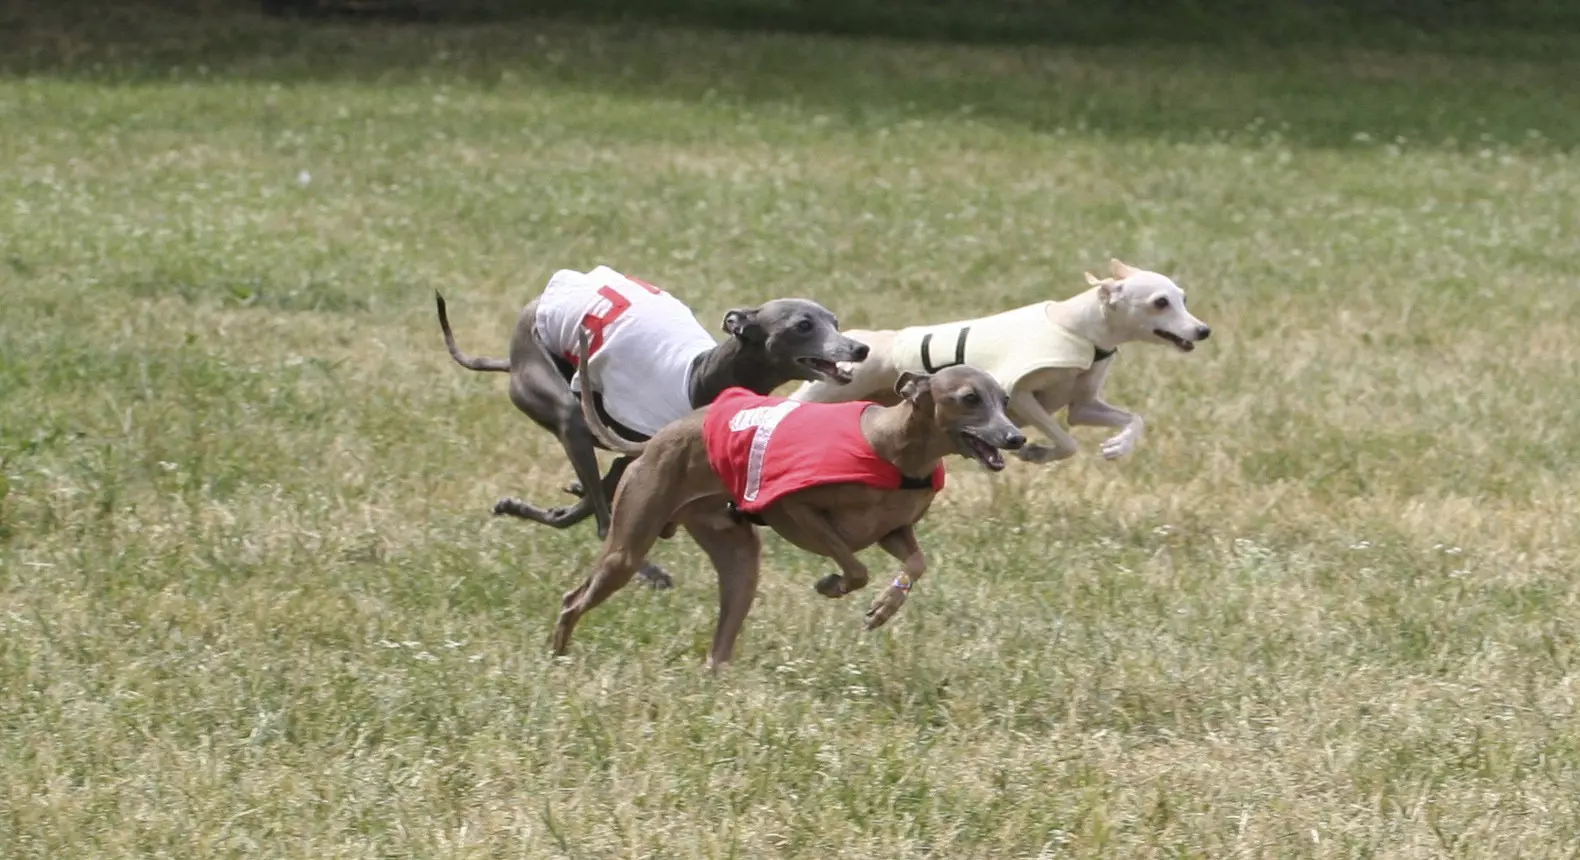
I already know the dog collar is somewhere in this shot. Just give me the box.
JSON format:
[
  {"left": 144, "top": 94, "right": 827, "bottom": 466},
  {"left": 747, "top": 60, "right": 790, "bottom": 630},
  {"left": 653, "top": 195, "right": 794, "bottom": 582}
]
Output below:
[
  {"left": 897, "top": 473, "right": 935, "bottom": 490},
  {"left": 1093, "top": 346, "right": 1117, "bottom": 363}
]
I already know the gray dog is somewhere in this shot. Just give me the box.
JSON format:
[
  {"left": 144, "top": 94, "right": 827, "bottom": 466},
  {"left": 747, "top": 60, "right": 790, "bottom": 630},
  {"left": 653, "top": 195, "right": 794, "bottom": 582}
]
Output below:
[{"left": 436, "top": 265, "right": 868, "bottom": 587}]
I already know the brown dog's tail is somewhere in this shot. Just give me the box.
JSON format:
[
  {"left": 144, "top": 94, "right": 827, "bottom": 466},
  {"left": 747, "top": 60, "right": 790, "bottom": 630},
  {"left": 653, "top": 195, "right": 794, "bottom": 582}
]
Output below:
[
  {"left": 435, "top": 291, "right": 510, "bottom": 372},
  {"left": 575, "top": 328, "right": 648, "bottom": 457}
]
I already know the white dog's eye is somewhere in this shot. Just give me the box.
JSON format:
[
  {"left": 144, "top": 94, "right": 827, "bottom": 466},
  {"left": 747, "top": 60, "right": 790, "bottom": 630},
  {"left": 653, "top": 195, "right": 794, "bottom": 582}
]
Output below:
[{"left": 1152, "top": 297, "right": 1171, "bottom": 310}]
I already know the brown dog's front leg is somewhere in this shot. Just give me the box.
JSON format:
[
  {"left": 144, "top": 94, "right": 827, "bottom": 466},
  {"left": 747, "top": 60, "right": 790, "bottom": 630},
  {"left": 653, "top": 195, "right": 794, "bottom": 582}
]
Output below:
[
  {"left": 864, "top": 525, "right": 926, "bottom": 631},
  {"left": 769, "top": 503, "right": 869, "bottom": 598}
]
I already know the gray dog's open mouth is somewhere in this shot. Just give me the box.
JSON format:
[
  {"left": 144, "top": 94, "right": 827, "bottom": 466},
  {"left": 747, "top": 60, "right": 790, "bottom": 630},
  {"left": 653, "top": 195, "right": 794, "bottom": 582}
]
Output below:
[
  {"left": 1154, "top": 329, "right": 1196, "bottom": 352},
  {"left": 958, "top": 432, "right": 1006, "bottom": 472},
  {"left": 798, "top": 357, "right": 854, "bottom": 384}
]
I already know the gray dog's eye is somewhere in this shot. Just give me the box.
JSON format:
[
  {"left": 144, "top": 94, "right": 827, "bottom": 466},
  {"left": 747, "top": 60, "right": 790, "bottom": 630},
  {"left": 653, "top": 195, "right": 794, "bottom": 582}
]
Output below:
[
  {"left": 963, "top": 392, "right": 981, "bottom": 407},
  {"left": 796, "top": 319, "right": 814, "bottom": 333},
  {"left": 1153, "top": 296, "right": 1171, "bottom": 310}
]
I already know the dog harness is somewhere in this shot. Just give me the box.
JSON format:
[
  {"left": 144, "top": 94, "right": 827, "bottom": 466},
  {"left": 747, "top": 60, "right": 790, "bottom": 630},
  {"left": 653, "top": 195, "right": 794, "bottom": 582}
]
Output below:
[
  {"left": 887, "top": 301, "right": 1115, "bottom": 394},
  {"left": 534, "top": 265, "right": 718, "bottom": 438},
  {"left": 703, "top": 387, "right": 945, "bottom": 518}
]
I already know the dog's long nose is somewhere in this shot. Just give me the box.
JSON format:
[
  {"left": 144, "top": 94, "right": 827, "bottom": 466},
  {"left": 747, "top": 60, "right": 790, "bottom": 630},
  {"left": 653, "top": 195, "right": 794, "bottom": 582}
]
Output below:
[
  {"left": 1195, "top": 325, "right": 1212, "bottom": 341},
  {"left": 850, "top": 343, "right": 870, "bottom": 361},
  {"left": 1003, "top": 431, "right": 1027, "bottom": 450}
]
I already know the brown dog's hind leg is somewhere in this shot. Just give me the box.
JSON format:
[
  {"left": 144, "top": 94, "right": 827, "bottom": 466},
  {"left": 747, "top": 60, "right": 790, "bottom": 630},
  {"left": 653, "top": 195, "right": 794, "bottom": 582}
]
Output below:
[
  {"left": 551, "top": 460, "right": 681, "bottom": 656},
  {"left": 864, "top": 525, "right": 927, "bottom": 631},
  {"left": 683, "top": 515, "right": 763, "bottom": 670}
]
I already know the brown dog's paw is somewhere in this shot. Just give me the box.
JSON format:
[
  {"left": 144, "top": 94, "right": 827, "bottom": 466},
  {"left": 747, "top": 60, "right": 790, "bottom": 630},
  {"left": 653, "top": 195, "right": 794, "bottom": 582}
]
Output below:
[
  {"left": 814, "top": 574, "right": 849, "bottom": 598},
  {"left": 863, "top": 576, "right": 911, "bottom": 630}
]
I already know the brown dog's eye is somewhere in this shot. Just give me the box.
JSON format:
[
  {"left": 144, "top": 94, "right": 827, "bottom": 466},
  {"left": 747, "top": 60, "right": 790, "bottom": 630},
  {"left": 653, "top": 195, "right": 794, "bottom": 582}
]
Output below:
[{"left": 1153, "top": 296, "right": 1170, "bottom": 310}]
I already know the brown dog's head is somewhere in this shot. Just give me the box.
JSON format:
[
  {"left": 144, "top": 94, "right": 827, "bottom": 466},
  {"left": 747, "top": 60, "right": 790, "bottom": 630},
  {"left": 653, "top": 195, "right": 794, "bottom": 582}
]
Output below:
[{"left": 894, "top": 366, "right": 1025, "bottom": 471}]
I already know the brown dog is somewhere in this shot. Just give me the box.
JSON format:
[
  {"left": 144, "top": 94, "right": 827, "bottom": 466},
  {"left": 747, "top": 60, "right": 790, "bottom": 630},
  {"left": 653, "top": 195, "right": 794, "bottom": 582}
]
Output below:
[{"left": 552, "top": 331, "right": 1026, "bottom": 668}]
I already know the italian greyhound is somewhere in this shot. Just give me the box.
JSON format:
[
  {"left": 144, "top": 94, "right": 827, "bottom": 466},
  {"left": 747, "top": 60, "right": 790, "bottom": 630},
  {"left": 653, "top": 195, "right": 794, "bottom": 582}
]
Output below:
[
  {"left": 553, "top": 330, "right": 1026, "bottom": 669},
  {"left": 791, "top": 259, "right": 1210, "bottom": 464},
  {"left": 437, "top": 266, "right": 868, "bottom": 588}
]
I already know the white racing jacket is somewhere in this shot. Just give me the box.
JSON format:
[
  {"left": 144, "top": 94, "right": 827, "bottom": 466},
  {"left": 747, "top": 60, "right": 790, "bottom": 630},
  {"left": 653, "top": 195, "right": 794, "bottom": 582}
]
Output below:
[
  {"left": 534, "top": 265, "right": 717, "bottom": 438},
  {"left": 887, "top": 302, "right": 1112, "bottom": 393}
]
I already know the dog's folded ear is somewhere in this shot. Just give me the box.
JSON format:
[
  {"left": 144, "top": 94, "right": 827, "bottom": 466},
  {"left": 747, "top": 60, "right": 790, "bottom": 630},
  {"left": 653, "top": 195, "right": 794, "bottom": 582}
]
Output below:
[
  {"left": 722, "top": 308, "right": 767, "bottom": 344},
  {"left": 1110, "top": 258, "right": 1138, "bottom": 279},
  {"left": 895, "top": 371, "right": 934, "bottom": 410},
  {"left": 1088, "top": 272, "right": 1122, "bottom": 306}
]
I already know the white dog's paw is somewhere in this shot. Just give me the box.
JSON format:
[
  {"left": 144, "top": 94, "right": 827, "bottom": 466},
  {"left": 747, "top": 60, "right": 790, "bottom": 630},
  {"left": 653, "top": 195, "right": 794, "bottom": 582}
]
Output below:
[{"left": 1100, "top": 434, "right": 1137, "bottom": 460}]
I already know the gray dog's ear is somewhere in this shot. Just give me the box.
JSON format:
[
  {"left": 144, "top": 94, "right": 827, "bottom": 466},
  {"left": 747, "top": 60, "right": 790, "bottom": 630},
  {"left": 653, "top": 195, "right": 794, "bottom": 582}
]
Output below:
[
  {"left": 895, "top": 371, "right": 934, "bottom": 409},
  {"left": 722, "top": 308, "right": 766, "bottom": 343}
]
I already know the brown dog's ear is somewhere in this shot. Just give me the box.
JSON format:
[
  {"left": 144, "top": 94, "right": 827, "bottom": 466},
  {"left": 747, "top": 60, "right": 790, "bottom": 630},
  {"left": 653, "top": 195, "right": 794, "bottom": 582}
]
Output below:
[
  {"left": 895, "top": 371, "right": 934, "bottom": 410},
  {"left": 722, "top": 308, "right": 766, "bottom": 343},
  {"left": 1109, "top": 258, "right": 1138, "bottom": 279}
]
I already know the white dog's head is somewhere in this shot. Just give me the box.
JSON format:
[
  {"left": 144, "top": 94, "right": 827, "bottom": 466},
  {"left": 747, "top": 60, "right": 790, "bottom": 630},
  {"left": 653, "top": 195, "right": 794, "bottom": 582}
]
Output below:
[{"left": 1084, "top": 259, "right": 1211, "bottom": 352}]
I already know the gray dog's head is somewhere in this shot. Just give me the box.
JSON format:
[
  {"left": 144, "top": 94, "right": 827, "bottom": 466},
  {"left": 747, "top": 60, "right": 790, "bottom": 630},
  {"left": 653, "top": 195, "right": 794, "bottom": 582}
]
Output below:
[
  {"left": 894, "top": 366, "right": 1026, "bottom": 472},
  {"left": 721, "top": 298, "right": 869, "bottom": 385}
]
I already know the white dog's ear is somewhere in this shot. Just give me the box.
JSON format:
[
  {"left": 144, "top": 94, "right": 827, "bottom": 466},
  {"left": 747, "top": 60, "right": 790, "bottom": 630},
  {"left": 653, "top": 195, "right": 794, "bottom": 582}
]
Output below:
[
  {"left": 895, "top": 371, "right": 934, "bottom": 410},
  {"left": 1091, "top": 276, "right": 1122, "bottom": 306},
  {"left": 1110, "top": 258, "right": 1138, "bottom": 279}
]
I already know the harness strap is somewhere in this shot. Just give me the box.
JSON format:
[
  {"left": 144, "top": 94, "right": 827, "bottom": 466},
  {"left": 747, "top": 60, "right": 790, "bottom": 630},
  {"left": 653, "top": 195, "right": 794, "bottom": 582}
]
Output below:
[{"left": 919, "top": 326, "right": 971, "bottom": 373}]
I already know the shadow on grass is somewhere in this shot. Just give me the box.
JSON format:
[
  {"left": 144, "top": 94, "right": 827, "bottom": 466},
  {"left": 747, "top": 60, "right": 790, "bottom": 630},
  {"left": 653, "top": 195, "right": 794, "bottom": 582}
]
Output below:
[{"left": 3, "top": 1, "right": 1580, "bottom": 150}]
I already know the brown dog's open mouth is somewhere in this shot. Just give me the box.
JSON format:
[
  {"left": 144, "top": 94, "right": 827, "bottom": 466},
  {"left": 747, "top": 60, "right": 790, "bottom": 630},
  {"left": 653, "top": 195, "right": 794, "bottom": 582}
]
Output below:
[
  {"left": 1154, "top": 329, "right": 1196, "bottom": 352},
  {"left": 798, "top": 357, "right": 854, "bottom": 384},
  {"left": 958, "top": 432, "right": 1006, "bottom": 472}
]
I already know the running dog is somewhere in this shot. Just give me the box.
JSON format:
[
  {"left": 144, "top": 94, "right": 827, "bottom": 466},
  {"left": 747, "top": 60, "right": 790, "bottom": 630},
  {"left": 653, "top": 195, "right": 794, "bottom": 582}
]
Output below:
[
  {"left": 555, "top": 330, "right": 1025, "bottom": 668},
  {"left": 791, "top": 259, "right": 1210, "bottom": 464}
]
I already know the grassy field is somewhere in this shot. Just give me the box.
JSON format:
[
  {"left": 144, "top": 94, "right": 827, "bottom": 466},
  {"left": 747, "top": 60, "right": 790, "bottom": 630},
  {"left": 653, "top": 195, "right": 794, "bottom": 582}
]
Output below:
[{"left": 4, "top": 4, "right": 1580, "bottom": 857}]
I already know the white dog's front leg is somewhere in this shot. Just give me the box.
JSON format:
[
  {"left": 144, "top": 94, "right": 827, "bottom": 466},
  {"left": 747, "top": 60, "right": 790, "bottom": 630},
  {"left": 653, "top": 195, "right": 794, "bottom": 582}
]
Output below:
[
  {"left": 1068, "top": 400, "right": 1144, "bottom": 460},
  {"left": 1010, "top": 391, "right": 1080, "bottom": 463}
]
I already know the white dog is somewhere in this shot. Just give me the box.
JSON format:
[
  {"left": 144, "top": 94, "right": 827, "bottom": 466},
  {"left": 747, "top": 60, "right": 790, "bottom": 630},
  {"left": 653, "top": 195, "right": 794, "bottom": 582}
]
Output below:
[{"left": 790, "top": 259, "right": 1211, "bottom": 463}]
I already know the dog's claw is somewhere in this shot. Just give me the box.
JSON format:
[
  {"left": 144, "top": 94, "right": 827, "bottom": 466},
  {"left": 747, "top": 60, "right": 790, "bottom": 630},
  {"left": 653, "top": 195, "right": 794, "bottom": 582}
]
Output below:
[
  {"left": 814, "top": 574, "right": 850, "bottom": 598},
  {"left": 492, "top": 497, "right": 523, "bottom": 517},
  {"left": 636, "top": 562, "right": 674, "bottom": 590},
  {"left": 1100, "top": 435, "right": 1136, "bottom": 460},
  {"left": 1015, "top": 443, "right": 1068, "bottom": 464},
  {"left": 562, "top": 481, "right": 586, "bottom": 498},
  {"left": 864, "top": 586, "right": 908, "bottom": 630}
]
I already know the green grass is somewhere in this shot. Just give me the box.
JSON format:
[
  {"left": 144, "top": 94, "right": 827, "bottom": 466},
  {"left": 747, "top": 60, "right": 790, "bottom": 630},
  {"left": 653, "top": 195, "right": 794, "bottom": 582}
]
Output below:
[{"left": 4, "top": 5, "right": 1580, "bottom": 857}]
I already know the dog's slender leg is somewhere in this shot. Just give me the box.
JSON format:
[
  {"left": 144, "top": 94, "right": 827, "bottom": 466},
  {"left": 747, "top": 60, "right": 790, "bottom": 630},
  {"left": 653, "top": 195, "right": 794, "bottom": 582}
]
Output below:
[
  {"left": 683, "top": 516, "right": 763, "bottom": 670},
  {"left": 523, "top": 456, "right": 673, "bottom": 588},
  {"left": 1008, "top": 390, "right": 1081, "bottom": 464},
  {"left": 1062, "top": 362, "right": 1142, "bottom": 460},
  {"left": 766, "top": 503, "right": 870, "bottom": 598},
  {"left": 864, "top": 525, "right": 926, "bottom": 631},
  {"left": 551, "top": 465, "right": 673, "bottom": 655},
  {"left": 493, "top": 334, "right": 615, "bottom": 535},
  {"left": 1067, "top": 400, "right": 1143, "bottom": 460}
]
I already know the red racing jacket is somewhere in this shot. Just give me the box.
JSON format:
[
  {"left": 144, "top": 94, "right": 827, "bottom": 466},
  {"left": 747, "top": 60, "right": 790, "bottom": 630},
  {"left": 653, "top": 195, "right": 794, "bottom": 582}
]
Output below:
[{"left": 702, "top": 387, "right": 946, "bottom": 515}]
